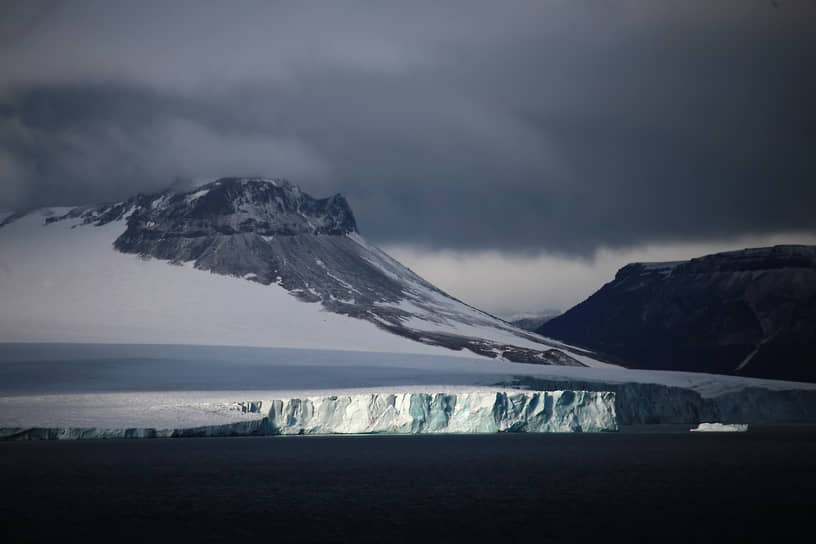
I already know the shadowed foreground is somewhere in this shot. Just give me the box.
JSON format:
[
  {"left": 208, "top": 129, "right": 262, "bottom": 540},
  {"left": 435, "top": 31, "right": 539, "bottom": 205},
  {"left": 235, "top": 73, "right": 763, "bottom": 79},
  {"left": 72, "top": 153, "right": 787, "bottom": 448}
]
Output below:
[{"left": 1, "top": 430, "right": 814, "bottom": 542}]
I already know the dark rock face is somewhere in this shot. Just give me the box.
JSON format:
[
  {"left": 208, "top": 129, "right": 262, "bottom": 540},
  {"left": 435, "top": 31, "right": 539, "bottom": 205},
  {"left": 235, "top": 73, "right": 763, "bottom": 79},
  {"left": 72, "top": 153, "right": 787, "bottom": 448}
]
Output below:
[
  {"left": 47, "top": 177, "right": 584, "bottom": 365},
  {"left": 72, "top": 177, "right": 356, "bottom": 235},
  {"left": 538, "top": 246, "right": 816, "bottom": 382}
]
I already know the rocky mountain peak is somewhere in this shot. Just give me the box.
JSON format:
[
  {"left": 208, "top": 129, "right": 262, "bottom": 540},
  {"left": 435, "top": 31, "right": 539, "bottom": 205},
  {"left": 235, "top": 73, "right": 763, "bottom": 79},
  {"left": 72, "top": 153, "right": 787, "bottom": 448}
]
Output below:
[
  {"left": 44, "top": 177, "right": 357, "bottom": 238},
  {"left": 137, "top": 177, "right": 358, "bottom": 237}
]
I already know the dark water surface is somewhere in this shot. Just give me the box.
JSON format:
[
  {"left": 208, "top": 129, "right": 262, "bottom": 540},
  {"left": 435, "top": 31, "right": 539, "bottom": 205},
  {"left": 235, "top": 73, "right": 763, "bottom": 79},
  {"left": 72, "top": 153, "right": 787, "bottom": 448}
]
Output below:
[{"left": 2, "top": 430, "right": 814, "bottom": 543}]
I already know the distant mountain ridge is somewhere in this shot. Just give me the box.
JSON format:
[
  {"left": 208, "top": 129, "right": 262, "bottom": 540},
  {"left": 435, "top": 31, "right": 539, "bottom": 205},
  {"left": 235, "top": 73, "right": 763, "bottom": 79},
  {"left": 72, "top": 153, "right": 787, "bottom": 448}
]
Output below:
[
  {"left": 507, "top": 312, "right": 561, "bottom": 332},
  {"left": 538, "top": 245, "right": 816, "bottom": 382},
  {"left": 0, "top": 177, "right": 605, "bottom": 366}
]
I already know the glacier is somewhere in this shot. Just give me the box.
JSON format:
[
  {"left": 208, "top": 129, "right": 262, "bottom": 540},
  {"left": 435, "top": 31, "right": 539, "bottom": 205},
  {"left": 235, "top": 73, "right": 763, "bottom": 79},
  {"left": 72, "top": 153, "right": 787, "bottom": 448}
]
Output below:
[
  {"left": 0, "top": 390, "right": 618, "bottom": 440},
  {"left": 509, "top": 376, "right": 816, "bottom": 425},
  {"left": 261, "top": 391, "right": 617, "bottom": 434},
  {"left": 2, "top": 344, "right": 816, "bottom": 438}
]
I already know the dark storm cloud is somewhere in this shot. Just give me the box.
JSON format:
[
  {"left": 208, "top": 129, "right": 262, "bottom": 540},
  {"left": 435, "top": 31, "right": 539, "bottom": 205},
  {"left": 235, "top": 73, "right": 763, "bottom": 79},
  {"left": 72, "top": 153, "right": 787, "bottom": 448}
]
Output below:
[{"left": 0, "top": 0, "right": 814, "bottom": 254}]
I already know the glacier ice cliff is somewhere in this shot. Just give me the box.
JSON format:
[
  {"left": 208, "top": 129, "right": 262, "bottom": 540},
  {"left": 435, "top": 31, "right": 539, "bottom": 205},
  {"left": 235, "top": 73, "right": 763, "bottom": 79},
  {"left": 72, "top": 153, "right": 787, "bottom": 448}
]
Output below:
[
  {"left": 0, "top": 390, "right": 617, "bottom": 440},
  {"left": 509, "top": 377, "right": 816, "bottom": 425},
  {"left": 261, "top": 391, "right": 616, "bottom": 434}
]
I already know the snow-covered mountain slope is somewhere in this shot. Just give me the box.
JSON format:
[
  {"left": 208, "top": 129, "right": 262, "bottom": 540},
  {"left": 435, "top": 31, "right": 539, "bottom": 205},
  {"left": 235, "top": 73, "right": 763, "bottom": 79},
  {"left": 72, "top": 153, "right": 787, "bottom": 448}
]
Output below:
[
  {"left": 0, "top": 178, "right": 604, "bottom": 365},
  {"left": 0, "top": 209, "right": 448, "bottom": 354},
  {"left": 539, "top": 245, "right": 816, "bottom": 381}
]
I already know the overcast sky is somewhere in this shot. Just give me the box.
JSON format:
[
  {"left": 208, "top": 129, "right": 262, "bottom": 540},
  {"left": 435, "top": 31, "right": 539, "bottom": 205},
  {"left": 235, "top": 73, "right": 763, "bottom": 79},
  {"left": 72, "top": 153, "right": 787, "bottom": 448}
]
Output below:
[{"left": 1, "top": 1, "right": 814, "bottom": 315}]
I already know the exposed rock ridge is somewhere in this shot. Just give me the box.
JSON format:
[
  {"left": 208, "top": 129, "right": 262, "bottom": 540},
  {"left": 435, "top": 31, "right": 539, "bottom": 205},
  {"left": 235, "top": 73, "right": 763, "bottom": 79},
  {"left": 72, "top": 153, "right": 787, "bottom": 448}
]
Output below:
[
  {"left": 618, "top": 245, "right": 816, "bottom": 280},
  {"left": 538, "top": 245, "right": 816, "bottom": 381}
]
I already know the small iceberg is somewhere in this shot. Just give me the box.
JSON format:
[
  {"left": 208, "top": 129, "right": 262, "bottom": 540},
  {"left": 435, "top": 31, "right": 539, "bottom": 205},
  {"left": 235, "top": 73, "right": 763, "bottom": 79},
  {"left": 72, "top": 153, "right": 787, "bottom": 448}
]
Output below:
[{"left": 691, "top": 422, "right": 748, "bottom": 433}]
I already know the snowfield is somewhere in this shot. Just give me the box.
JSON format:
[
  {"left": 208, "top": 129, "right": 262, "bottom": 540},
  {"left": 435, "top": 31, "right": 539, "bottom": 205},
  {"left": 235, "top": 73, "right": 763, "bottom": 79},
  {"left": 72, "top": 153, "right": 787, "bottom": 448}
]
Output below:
[{"left": 0, "top": 210, "right": 458, "bottom": 355}]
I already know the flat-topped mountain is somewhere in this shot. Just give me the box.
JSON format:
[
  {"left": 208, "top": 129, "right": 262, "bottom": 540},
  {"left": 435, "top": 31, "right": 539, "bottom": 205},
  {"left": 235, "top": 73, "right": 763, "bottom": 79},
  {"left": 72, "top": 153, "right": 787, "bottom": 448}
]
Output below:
[
  {"left": 537, "top": 245, "right": 816, "bottom": 381},
  {"left": 0, "top": 177, "right": 603, "bottom": 366}
]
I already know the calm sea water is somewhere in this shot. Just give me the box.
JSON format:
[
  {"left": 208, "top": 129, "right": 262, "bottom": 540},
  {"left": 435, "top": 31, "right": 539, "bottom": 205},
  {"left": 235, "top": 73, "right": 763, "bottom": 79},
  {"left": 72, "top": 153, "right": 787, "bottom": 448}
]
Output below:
[{"left": 2, "top": 430, "right": 814, "bottom": 542}]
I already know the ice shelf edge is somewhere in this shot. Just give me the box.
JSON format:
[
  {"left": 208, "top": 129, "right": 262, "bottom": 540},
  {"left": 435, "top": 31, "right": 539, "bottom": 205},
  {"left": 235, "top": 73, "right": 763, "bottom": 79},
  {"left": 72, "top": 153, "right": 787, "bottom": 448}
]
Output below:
[{"left": 0, "top": 390, "right": 618, "bottom": 440}]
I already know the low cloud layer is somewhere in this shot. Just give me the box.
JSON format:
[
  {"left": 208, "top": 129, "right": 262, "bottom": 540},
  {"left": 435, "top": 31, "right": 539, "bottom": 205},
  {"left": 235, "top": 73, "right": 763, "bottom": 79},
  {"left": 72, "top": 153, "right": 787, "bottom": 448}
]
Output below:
[{"left": 1, "top": 1, "right": 814, "bottom": 257}]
